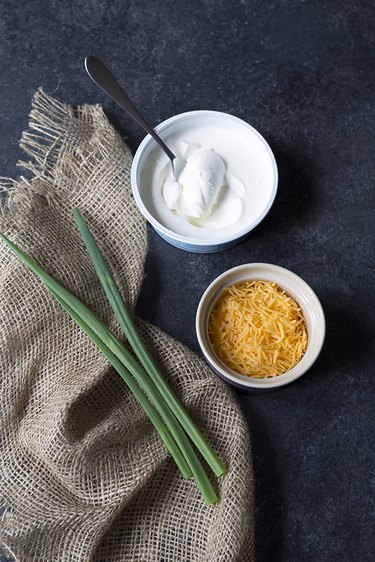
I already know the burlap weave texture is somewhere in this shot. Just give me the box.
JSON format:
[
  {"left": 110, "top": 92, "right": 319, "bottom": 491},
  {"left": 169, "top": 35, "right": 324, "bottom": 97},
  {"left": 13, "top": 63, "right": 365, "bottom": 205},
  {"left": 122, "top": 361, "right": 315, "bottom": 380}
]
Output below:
[{"left": 0, "top": 89, "right": 254, "bottom": 562}]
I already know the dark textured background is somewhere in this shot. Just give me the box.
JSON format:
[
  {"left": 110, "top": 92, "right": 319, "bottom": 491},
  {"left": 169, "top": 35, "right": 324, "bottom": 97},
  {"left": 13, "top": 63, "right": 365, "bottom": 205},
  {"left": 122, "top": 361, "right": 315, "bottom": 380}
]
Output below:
[{"left": 1, "top": 1, "right": 374, "bottom": 561}]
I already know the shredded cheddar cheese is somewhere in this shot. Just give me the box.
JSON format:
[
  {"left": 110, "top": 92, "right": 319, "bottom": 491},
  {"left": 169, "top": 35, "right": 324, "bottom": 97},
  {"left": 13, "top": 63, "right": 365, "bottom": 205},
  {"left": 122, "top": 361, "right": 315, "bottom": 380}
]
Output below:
[{"left": 208, "top": 280, "right": 307, "bottom": 378}]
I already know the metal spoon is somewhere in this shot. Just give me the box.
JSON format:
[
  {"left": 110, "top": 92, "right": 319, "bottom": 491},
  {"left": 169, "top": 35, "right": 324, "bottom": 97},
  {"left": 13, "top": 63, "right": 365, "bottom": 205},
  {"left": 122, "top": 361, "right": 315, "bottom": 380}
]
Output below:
[{"left": 85, "top": 56, "right": 184, "bottom": 180}]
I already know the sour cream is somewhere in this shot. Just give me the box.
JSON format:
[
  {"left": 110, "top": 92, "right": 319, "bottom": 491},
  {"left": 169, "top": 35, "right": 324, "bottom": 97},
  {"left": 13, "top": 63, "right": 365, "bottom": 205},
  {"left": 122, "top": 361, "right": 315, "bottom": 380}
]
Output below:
[
  {"left": 159, "top": 143, "right": 246, "bottom": 228},
  {"left": 162, "top": 148, "right": 226, "bottom": 219},
  {"left": 135, "top": 115, "right": 276, "bottom": 242}
]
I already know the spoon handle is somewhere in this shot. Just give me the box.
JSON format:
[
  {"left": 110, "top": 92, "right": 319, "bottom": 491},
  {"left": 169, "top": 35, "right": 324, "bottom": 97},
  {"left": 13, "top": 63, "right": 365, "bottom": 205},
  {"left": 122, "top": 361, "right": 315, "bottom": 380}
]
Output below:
[{"left": 85, "top": 56, "right": 175, "bottom": 162}]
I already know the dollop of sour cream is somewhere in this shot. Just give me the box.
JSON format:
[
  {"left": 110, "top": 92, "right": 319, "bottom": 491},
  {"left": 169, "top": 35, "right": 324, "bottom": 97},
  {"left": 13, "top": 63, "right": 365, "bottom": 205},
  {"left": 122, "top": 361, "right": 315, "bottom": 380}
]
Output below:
[{"left": 159, "top": 143, "right": 245, "bottom": 228}]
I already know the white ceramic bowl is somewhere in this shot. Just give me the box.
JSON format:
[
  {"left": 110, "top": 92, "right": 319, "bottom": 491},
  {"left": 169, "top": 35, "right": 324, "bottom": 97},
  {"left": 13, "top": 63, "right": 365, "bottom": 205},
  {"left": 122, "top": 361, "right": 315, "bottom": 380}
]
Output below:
[
  {"left": 196, "top": 263, "right": 325, "bottom": 391},
  {"left": 131, "top": 110, "right": 278, "bottom": 253}
]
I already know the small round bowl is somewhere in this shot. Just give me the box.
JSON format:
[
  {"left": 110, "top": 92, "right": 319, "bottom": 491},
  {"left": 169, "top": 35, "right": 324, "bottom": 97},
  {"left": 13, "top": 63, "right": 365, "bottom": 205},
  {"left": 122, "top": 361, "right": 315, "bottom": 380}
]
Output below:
[
  {"left": 131, "top": 110, "right": 278, "bottom": 253},
  {"left": 196, "top": 263, "right": 325, "bottom": 392}
]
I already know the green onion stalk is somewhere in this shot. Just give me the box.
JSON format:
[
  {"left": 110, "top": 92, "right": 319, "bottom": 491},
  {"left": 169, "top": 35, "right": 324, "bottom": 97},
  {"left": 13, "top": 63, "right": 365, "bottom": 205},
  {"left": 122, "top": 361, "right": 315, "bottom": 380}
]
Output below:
[
  {"left": 0, "top": 231, "right": 221, "bottom": 505},
  {"left": 72, "top": 208, "right": 227, "bottom": 479}
]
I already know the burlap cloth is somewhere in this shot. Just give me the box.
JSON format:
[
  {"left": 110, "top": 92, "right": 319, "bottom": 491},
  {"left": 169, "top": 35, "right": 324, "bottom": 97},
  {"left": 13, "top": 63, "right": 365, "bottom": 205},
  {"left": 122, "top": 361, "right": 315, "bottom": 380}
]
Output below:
[{"left": 0, "top": 90, "right": 254, "bottom": 562}]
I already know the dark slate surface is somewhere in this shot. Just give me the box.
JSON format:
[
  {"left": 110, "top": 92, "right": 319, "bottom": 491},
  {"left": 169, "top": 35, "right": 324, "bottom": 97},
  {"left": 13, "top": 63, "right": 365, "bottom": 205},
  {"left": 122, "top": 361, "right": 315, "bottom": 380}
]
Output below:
[{"left": 0, "top": 1, "right": 374, "bottom": 561}]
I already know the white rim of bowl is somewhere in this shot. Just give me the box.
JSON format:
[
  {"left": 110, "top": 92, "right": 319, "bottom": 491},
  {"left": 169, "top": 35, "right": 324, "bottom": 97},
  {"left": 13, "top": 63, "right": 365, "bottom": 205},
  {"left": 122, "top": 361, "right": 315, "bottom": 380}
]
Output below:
[
  {"left": 131, "top": 110, "right": 278, "bottom": 247},
  {"left": 196, "top": 263, "right": 326, "bottom": 389}
]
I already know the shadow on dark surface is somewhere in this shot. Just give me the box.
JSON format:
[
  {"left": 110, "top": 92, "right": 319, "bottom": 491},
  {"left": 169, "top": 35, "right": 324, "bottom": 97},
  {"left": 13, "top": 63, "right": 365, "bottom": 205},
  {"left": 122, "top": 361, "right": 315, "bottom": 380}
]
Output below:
[
  {"left": 317, "top": 293, "right": 373, "bottom": 370},
  {"left": 135, "top": 237, "right": 162, "bottom": 325},
  {"left": 250, "top": 142, "right": 317, "bottom": 240},
  {"left": 239, "top": 402, "right": 284, "bottom": 562},
  {"left": 0, "top": 554, "right": 13, "bottom": 562}
]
